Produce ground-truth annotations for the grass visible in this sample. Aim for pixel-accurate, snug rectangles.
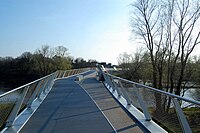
[183,107,200,133]
[148,107,200,133]
[0,103,15,130]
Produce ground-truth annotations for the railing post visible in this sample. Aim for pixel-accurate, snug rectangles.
[62,70,67,78]
[133,84,152,121]
[6,86,29,127]
[66,70,70,77]
[102,72,112,88]
[55,71,59,79]
[44,76,53,93]
[102,74,111,89]
[27,81,42,108]
[118,80,132,105]
[50,73,57,87]
[37,78,48,99]
[58,71,63,78]
[53,72,57,79]
[110,77,123,97]
[106,76,115,92]
[47,76,54,89]
[172,98,192,133]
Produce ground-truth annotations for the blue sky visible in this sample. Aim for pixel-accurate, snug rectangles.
[0,0,134,64]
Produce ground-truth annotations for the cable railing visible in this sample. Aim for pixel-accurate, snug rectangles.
[97,64,200,133]
[0,68,90,131]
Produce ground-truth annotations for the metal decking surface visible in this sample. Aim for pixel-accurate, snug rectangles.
[20,71,115,133]
[20,71,147,133]
[80,72,148,133]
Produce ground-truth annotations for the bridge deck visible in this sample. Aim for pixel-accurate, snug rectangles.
[20,71,147,133]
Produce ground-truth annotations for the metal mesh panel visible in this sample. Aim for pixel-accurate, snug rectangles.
[101,69,200,132]
[56,69,90,79]
[66,70,70,77]
[110,77,119,91]
[73,70,76,75]
[0,72,57,130]
[120,81,140,109]
[36,80,46,96]
[74,70,78,75]
[63,71,67,77]
[182,101,200,132]
[55,71,60,78]
[70,70,73,75]
[19,82,38,111]
[138,87,182,132]
[0,89,23,129]
[112,78,184,132]
[32,81,42,98]
[58,71,63,78]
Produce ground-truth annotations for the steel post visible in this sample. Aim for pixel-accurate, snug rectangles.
[111,77,123,97]
[172,98,192,133]
[118,80,132,105]
[62,70,67,78]
[27,81,42,108]
[133,84,151,121]
[37,78,48,99]
[6,86,29,127]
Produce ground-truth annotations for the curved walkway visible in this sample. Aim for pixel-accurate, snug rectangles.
[80,72,148,133]
[20,70,148,133]
[20,73,115,133]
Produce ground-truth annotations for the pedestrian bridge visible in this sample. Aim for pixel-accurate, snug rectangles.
[0,66,199,133]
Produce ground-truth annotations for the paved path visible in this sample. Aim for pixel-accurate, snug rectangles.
[20,71,115,133]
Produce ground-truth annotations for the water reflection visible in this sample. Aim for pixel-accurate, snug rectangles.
[183,88,200,101]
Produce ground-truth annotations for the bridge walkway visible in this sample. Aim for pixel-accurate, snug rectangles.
[80,72,148,133]
[20,71,147,133]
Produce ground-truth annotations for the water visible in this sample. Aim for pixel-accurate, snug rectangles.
[0,89,6,95]
[182,88,200,101]
[180,88,200,108]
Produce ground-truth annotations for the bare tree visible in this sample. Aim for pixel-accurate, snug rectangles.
[131,0,200,114]
[54,46,69,57]
[131,0,163,89]
[131,0,200,94]
[34,45,52,76]
[118,52,133,70]
[172,0,200,95]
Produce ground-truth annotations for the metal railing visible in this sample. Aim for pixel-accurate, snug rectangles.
[97,65,200,133]
[55,68,91,79]
[0,68,90,131]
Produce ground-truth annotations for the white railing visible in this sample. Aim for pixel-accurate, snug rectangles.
[97,64,200,133]
[0,68,90,131]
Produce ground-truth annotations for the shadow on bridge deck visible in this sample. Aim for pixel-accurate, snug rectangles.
[20,71,148,133]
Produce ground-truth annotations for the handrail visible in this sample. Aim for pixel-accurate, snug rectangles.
[0,68,91,131]
[0,73,55,98]
[97,64,199,133]
[105,73,200,106]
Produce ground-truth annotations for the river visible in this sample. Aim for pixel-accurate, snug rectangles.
[183,88,200,101]
[0,89,6,95]
[0,90,5,95]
